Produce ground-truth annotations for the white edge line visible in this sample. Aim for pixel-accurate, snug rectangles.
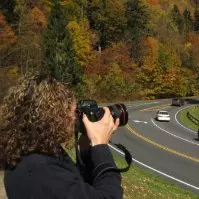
[151,119,199,146]
[108,144,199,191]
[175,106,197,134]
[133,101,159,107]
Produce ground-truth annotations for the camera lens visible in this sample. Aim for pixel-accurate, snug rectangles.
[107,104,128,126]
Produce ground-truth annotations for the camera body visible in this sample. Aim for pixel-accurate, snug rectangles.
[75,100,128,133]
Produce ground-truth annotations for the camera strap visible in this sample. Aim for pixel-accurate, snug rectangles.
[75,131,85,168]
[75,131,132,173]
[109,141,133,172]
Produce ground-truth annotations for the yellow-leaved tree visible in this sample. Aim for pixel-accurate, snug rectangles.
[99,63,126,100]
[67,20,93,67]
[157,42,189,97]
[83,74,102,99]
[161,67,189,97]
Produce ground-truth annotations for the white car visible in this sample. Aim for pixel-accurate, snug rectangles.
[156,110,170,122]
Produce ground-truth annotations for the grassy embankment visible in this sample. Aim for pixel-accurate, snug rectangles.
[66,146,199,199]
[179,105,199,132]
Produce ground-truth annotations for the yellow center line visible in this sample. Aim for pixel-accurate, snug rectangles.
[140,104,171,112]
[126,123,199,164]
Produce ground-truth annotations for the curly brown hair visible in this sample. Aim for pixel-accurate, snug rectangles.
[0,75,76,168]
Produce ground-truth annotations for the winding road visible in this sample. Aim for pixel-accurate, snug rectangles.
[111,99,199,195]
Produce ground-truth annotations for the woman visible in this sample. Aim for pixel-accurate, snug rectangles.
[0,75,122,199]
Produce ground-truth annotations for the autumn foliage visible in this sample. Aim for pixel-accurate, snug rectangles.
[0,0,199,101]
[28,7,47,32]
[0,12,16,50]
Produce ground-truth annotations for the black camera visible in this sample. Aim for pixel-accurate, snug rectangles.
[75,100,128,133]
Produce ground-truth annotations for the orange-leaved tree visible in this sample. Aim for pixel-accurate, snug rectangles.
[136,37,162,99]
[0,12,17,51]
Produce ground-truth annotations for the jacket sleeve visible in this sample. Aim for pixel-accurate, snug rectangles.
[37,145,123,199]
[83,144,123,199]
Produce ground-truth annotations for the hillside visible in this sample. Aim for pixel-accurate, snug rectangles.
[0,0,199,101]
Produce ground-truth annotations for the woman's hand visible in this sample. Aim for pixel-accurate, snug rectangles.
[82,107,119,146]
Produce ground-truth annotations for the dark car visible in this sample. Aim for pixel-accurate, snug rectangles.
[171,98,184,106]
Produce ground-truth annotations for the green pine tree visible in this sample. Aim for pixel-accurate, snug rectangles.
[171,5,184,33]
[87,0,125,50]
[0,0,18,25]
[194,5,199,32]
[183,8,193,33]
[125,0,151,65]
[43,0,82,89]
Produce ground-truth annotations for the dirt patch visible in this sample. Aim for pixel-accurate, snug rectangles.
[0,171,6,199]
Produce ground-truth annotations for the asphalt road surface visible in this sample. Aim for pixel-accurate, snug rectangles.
[111,98,199,195]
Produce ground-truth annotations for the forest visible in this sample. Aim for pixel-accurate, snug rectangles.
[0,0,199,101]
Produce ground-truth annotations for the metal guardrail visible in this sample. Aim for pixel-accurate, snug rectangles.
[187,111,199,126]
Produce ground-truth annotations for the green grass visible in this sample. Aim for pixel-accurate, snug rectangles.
[179,106,199,132]
[113,153,199,199]
[66,147,199,199]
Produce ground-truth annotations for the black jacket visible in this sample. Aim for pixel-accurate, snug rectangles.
[4,144,123,199]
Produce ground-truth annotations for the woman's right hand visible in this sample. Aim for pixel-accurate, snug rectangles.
[82,107,119,146]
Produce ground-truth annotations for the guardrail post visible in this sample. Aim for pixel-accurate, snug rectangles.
[198,129,199,140]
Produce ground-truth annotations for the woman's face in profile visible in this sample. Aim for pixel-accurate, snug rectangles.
[70,102,77,121]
